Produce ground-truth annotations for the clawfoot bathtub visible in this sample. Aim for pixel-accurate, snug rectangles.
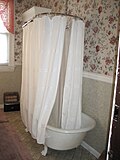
[41,113,96,156]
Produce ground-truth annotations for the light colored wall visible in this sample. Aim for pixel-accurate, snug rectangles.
[82,77,113,153]
[0,66,22,104]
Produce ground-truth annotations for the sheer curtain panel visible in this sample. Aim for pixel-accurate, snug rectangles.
[21,16,67,144]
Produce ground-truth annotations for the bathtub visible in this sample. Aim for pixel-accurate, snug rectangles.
[41,113,96,156]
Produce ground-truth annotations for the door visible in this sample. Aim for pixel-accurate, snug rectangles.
[107,34,120,160]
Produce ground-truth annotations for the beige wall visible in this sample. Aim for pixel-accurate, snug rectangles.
[0,66,22,104]
[82,77,113,153]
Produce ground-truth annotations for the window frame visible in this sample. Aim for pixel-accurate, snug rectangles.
[0,32,14,72]
[0,0,15,72]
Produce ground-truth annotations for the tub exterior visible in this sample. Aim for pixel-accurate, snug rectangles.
[45,113,96,151]
[46,128,86,150]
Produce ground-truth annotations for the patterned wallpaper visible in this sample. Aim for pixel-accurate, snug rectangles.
[15,0,120,76]
[14,0,40,64]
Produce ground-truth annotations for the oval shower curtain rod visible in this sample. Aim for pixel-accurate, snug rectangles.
[22,12,83,28]
[35,12,83,21]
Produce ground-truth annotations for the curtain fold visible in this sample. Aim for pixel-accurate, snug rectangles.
[21,16,67,144]
[49,27,71,128]
[61,19,85,129]
[0,0,14,33]
[21,22,34,130]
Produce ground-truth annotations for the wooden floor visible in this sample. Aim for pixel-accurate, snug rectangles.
[3,110,97,160]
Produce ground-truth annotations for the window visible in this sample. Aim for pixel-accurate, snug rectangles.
[0,0,14,72]
[0,33,8,64]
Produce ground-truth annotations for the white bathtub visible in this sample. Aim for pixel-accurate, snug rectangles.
[41,113,96,156]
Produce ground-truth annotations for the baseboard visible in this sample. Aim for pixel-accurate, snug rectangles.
[0,104,4,109]
[83,71,113,84]
[81,141,100,158]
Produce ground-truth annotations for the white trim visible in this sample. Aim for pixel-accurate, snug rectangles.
[0,104,4,109]
[83,71,113,84]
[81,141,100,158]
[9,33,14,67]
[0,65,15,72]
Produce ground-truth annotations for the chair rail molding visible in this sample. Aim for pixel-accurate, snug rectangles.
[83,71,113,84]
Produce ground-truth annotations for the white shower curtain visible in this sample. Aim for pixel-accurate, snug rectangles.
[21,15,84,145]
[61,19,85,129]
[21,16,67,144]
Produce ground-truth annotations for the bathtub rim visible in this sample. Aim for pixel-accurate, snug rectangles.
[47,113,96,134]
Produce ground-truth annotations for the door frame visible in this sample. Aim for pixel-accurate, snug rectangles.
[106,33,120,160]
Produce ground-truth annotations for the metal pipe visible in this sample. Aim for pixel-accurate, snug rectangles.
[22,12,83,28]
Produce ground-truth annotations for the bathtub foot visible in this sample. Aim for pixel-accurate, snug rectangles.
[25,128,28,132]
[41,145,48,156]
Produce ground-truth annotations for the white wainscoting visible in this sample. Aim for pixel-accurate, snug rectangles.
[83,71,113,84]
[81,141,100,158]
[82,71,112,158]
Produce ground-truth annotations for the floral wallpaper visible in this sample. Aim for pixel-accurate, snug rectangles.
[82,0,119,76]
[14,0,41,64]
[15,0,120,76]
